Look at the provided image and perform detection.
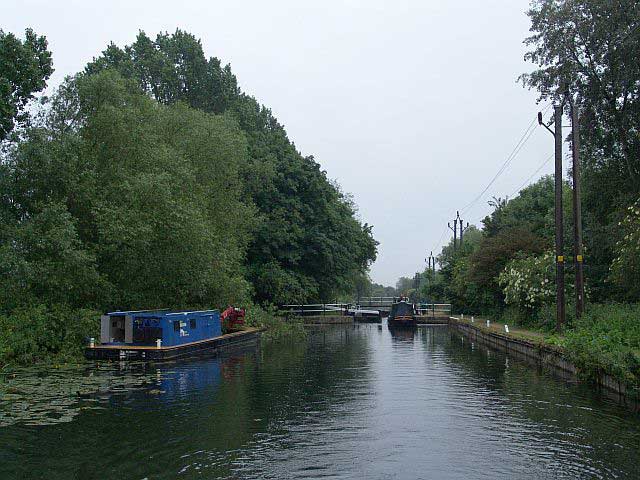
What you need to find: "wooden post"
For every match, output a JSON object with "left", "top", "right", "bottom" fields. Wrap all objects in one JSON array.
[
  {"left": 554, "top": 104, "right": 566, "bottom": 332},
  {"left": 571, "top": 102, "right": 585, "bottom": 318}
]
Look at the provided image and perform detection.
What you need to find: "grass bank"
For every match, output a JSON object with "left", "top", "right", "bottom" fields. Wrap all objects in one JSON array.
[
  {"left": 563, "top": 304, "right": 640, "bottom": 394},
  {"left": 476, "top": 303, "right": 640, "bottom": 397}
]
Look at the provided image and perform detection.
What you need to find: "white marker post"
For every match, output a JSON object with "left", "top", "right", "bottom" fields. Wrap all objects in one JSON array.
[
  {"left": 486, "top": 320, "right": 490, "bottom": 328},
  {"left": 471, "top": 316, "right": 474, "bottom": 323},
  {"left": 504, "top": 324, "right": 510, "bottom": 334}
]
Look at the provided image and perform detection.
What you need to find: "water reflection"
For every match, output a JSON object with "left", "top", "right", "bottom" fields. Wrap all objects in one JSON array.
[
  {"left": 0, "top": 324, "right": 639, "bottom": 480},
  {"left": 387, "top": 325, "right": 417, "bottom": 342}
]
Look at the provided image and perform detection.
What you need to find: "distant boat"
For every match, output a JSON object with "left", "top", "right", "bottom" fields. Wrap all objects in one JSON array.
[
  {"left": 387, "top": 299, "right": 417, "bottom": 327},
  {"left": 347, "top": 306, "right": 382, "bottom": 323}
]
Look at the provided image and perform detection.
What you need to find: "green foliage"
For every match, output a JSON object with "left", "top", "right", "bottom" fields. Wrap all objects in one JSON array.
[
  {"left": 0, "top": 202, "right": 105, "bottom": 312},
  {"left": 244, "top": 304, "right": 306, "bottom": 341},
  {"left": 0, "top": 29, "right": 377, "bottom": 365},
  {"left": 522, "top": 0, "right": 640, "bottom": 184},
  {"left": 1, "top": 71, "right": 254, "bottom": 312},
  {"left": 483, "top": 177, "right": 555, "bottom": 239},
  {"left": 0, "top": 305, "right": 99, "bottom": 366},
  {"left": 499, "top": 251, "right": 555, "bottom": 312},
  {"left": 466, "top": 227, "right": 546, "bottom": 310},
  {"left": 609, "top": 199, "right": 640, "bottom": 299},
  {"left": 84, "top": 30, "right": 378, "bottom": 304},
  {"left": 395, "top": 276, "right": 415, "bottom": 296},
  {"left": 418, "top": 179, "right": 553, "bottom": 315},
  {"left": 423, "top": 225, "right": 487, "bottom": 311},
  {"left": 420, "top": 271, "right": 447, "bottom": 303},
  {"left": 419, "top": 178, "right": 554, "bottom": 315},
  {"left": 564, "top": 304, "right": 640, "bottom": 393},
  {"left": 0, "top": 28, "right": 53, "bottom": 140},
  {"left": 521, "top": 0, "right": 640, "bottom": 302}
]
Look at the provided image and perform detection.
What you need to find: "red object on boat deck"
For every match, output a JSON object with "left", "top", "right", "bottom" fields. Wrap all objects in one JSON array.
[{"left": 221, "top": 306, "right": 245, "bottom": 331}]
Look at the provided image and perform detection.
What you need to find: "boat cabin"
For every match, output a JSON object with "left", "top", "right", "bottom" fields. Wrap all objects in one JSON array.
[
  {"left": 388, "top": 300, "right": 417, "bottom": 327},
  {"left": 100, "top": 309, "right": 221, "bottom": 347}
]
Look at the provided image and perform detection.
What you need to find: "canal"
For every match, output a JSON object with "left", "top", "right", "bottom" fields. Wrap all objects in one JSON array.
[{"left": 1, "top": 324, "right": 639, "bottom": 479}]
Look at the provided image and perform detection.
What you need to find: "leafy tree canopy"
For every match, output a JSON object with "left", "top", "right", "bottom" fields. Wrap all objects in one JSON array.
[
  {"left": 0, "top": 28, "right": 53, "bottom": 140},
  {"left": 1, "top": 71, "right": 253, "bottom": 311},
  {"left": 84, "top": 30, "right": 378, "bottom": 304}
]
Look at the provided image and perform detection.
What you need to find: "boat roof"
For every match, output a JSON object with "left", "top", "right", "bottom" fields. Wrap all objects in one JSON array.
[
  {"left": 106, "top": 309, "right": 218, "bottom": 317},
  {"left": 350, "top": 308, "right": 380, "bottom": 314}
]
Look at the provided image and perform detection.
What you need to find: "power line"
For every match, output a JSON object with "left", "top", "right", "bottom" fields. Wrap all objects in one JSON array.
[
  {"left": 427, "top": 104, "right": 552, "bottom": 263},
  {"left": 459, "top": 103, "right": 552, "bottom": 216},
  {"left": 509, "top": 153, "right": 553, "bottom": 198},
  {"left": 458, "top": 121, "right": 535, "bottom": 214}
]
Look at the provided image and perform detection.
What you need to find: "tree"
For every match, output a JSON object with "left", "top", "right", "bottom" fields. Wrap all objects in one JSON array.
[
  {"left": 0, "top": 29, "right": 53, "bottom": 140},
  {"left": 0, "top": 71, "right": 254, "bottom": 311},
  {"left": 483, "top": 177, "right": 555, "bottom": 239},
  {"left": 609, "top": 199, "right": 640, "bottom": 300},
  {"left": 395, "top": 276, "right": 415, "bottom": 296},
  {"left": 522, "top": 0, "right": 640, "bottom": 185},
  {"left": 467, "top": 228, "right": 546, "bottom": 307},
  {"left": 84, "top": 30, "right": 378, "bottom": 304},
  {"left": 521, "top": 0, "right": 640, "bottom": 301}
]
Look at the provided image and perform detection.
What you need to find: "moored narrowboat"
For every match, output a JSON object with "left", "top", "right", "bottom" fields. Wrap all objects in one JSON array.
[
  {"left": 85, "top": 309, "right": 261, "bottom": 361},
  {"left": 387, "top": 299, "right": 417, "bottom": 327}
]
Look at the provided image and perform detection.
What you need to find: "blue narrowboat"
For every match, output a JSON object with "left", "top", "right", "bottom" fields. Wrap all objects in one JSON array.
[{"left": 85, "top": 309, "right": 261, "bottom": 361}]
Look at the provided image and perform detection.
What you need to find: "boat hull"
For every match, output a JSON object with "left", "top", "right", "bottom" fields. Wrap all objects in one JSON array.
[
  {"left": 85, "top": 328, "right": 262, "bottom": 362},
  {"left": 387, "top": 316, "right": 417, "bottom": 327}
]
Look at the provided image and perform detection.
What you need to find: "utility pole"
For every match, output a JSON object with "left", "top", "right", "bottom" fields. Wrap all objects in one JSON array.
[
  {"left": 538, "top": 104, "right": 566, "bottom": 332},
  {"left": 554, "top": 104, "right": 565, "bottom": 332},
  {"left": 428, "top": 251, "right": 435, "bottom": 277},
  {"left": 448, "top": 212, "right": 459, "bottom": 252},
  {"left": 571, "top": 99, "right": 585, "bottom": 318},
  {"left": 459, "top": 216, "right": 470, "bottom": 248}
]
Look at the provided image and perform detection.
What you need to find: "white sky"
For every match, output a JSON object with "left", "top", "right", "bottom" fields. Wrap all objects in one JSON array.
[{"left": 5, "top": 0, "right": 559, "bottom": 286}]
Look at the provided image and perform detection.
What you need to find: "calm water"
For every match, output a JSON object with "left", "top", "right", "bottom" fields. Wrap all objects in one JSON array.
[{"left": 1, "top": 324, "right": 639, "bottom": 479}]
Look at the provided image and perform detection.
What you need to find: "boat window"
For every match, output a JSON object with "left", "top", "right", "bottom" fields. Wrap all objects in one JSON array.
[
  {"left": 190, "top": 319, "right": 197, "bottom": 329},
  {"left": 173, "top": 320, "right": 180, "bottom": 332}
]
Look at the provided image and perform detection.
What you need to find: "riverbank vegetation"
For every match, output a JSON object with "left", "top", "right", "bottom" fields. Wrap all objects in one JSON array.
[
  {"left": 0, "top": 29, "right": 376, "bottom": 366},
  {"left": 564, "top": 304, "right": 640, "bottom": 393},
  {"left": 410, "top": 0, "right": 640, "bottom": 392}
]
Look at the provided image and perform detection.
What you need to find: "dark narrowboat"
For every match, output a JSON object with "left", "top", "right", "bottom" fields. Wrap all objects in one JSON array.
[
  {"left": 85, "top": 309, "right": 261, "bottom": 361},
  {"left": 387, "top": 299, "right": 417, "bottom": 327}
]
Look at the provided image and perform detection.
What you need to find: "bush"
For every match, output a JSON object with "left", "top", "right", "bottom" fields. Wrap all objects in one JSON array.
[
  {"left": 244, "top": 304, "right": 306, "bottom": 341},
  {"left": 564, "top": 304, "right": 640, "bottom": 394},
  {"left": 0, "top": 304, "right": 99, "bottom": 366},
  {"left": 609, "top": 200, "right": 640, "bottom": 300},
  {"left": 499, "top": 251, "right": 556, "bottom": 312}
]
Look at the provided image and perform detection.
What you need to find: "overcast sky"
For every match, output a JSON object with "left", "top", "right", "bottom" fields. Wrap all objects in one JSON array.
[{"left": 6, "top": 0, "right": 559, "bottom": 286}]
